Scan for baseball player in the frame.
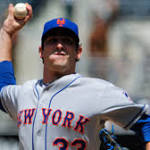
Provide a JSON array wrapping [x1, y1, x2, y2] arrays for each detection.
[[0, 3, 150, 150]]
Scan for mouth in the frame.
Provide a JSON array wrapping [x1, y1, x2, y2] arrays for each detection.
[[53, 51, 67, 56]]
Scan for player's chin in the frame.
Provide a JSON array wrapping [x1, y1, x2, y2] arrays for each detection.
[[50, 63, 70, 74], [51, 59, 71, 72], [53, 61, 69, 70]]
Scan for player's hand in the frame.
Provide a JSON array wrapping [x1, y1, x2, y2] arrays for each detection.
[[2, 3, 32, 36]]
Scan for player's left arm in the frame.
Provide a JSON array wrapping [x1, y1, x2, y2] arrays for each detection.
[[131, 113, 150, 150]]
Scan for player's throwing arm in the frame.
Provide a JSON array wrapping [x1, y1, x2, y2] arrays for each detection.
[[0, 3, 32, 62]]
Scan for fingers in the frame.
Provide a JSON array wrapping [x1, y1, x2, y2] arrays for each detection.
[[7, 3, 15, 19], [7, 3, 32, 23], [26, 3, 33, 17], [24, 3, 33, 22], [2, 3, 33, 35], [14, 3, 33, 25]]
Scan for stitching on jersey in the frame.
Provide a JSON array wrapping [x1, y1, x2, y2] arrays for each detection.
[[45, 75, 81, 150], [32, 75, 81, 150], [32, 81, 41, 150], [33, 80, 40, 100]]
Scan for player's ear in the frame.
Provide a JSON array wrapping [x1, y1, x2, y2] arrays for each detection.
[[39, 46, 43, 59], [39, 46, 44, 63], [76, 45, 82, 61]]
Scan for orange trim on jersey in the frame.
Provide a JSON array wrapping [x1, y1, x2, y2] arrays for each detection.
[[17, 110, 23, 127], [74, 115, 90, 134], [52, 109, 62, 126], [71, 138, 87, 150], [61, 111, 75, 128], [42, 108, 52, 124], [24, 108, 36, 125], [53, 137, 69, 150]]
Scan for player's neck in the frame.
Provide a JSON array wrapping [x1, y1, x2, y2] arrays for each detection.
[[43, 69, 75, 84]]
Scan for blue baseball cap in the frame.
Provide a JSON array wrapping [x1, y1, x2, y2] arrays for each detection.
[[41, 18, 79, 44]]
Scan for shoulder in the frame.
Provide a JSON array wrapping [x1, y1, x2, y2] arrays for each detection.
[[18, 79, 39, 92], [21, 79, 38, 87], [80, 75, 115, 88], [2, 79, 38, 92], [79, 75, 130, 96]]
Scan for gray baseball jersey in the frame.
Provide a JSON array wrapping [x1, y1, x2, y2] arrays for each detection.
[[0, 73, 148, 150]]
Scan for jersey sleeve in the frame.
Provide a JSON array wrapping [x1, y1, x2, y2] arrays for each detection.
[[100, 84, 149, 129], [131, 114, 150, 142], [0, 85, 20, 120], [0, 61, 18, 119]]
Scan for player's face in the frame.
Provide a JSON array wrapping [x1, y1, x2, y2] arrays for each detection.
[[39, 30, 82, 74]]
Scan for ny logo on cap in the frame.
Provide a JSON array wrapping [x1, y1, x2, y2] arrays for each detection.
[[57, 19, 65, 27]]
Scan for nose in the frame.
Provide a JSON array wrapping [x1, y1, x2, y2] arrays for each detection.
[[56, 42, 64, 50]]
